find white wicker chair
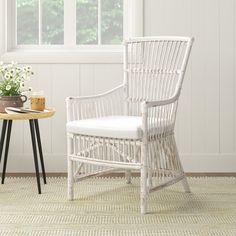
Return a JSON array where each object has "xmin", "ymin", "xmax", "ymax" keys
[{"xmin": 66, "ymin": 36, "xmax": 193, "ymax": 214}]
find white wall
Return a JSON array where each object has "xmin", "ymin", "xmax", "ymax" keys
[
  {"xmin": 1, "ymin": 64, "xmax": 123, "ymax": 172},
  {"xmin": 145, "ymin": 0, "xmax": 236, "ymax": 172},
  {"xmin": 1, "ymin": 0, "xmax": 236, "ymax": 172}
]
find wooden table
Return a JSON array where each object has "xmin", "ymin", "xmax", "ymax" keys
[{"xmin": 0, "ymin": 108, "xmax": 55, "ymax": 194}]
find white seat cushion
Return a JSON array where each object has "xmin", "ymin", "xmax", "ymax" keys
[{"xmin": 67, "ymin": 116, "xmax": 173, "ymax": 140}]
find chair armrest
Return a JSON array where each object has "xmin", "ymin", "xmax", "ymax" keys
[
  {"xmin": 66, "ymin": 84, "xmax": 124, "ymax": 102},
  {"xmin": 143, "ymin": 89, "xmax": 181, "ymax": 108},
  {"xmin": 66, "ymin": 84, "xmax": 125, "ymax": 121},
  {"xmin": 141, "ymin": 89, "xmax": 181, "ymax": 138}
]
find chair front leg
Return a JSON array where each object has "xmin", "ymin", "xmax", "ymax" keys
[
  {"xmin": 67, "ymin": 134, "xmax": 74, "ymax": 200},
  {"xmin": 147, "ymin": 168, "xmax": 153, "ymax": 189},
  {"xmin": 141, "ymin": 103, "xmax": 148, "ymax": 214},
  {"xmin": 181, "ymin": 176, "xmax": 191, "ymax": 193},
  {"xmin": 172, "ymin": 136, "xmax": 191, "ymax": 193},
  {"xmin": 140, "ymin": 142, "xmax": 148, "ymax": 214},
  {"xmin": 125, "ymin": 170, "xmax": 131, "ymax": 184}
]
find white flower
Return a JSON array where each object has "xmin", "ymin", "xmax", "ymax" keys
[
  {"xmin": 10, "ymin": 69, "xmax": 15, "ymax": 74},
  {"xmin": 0, "ymin": 62, "xmax": 34, "ymax": 96},
  {"xmin": 6, "ymin": 85, "xmax": 11, "ymax": 91},
  {"xmin": 16, "ymin": 67, "xmax": 22, "ymax": 72},
  {"xmin": 4, "ymin": 72, "xmax": 11, "ymax": 80}
]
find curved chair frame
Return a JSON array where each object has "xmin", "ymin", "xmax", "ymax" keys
[{"xmin": 66, "ymin": 36, "xmax": 194, "ymax": 214}]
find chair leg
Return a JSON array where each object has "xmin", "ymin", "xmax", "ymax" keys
[
  {"xmin": 140, "ymin": 143, "xmax": 148, "ymax": 214},
  {"xmin": 68, "ymin": 158, "xmax": 74, "ymax": 200},
  {"xmin": 181, "ymin": 175, "xmax": 191, "ymax": 193},
  {"xmin": 147, "ymin": 168, "xmax": 152, "ymax": 189},
  {"xmin": 125, "ymin": 170, "xmax": 131, "ymax": 184},
  {"xmin": 140, "ymin": 165, "xmax": 147, "ymax": 214},
  {"xmin": 173, "ymin": 137, "xmax": 191, "ymax": 193},
  {"xmin": 67, "ymin": 135, "xmax": 74, "ymax": 200}
]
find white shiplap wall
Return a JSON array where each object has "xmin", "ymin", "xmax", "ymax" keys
[
  {"xmin": 1, "ymin": 0, "xmax": 236, "ymax": 172},
  {"xmin": 145, "ymin": 0, "xmax": 236, "ymax": 172},
  {"xmin": 2, "ymin": 64, "xmax": 123, "ymax": 172}
]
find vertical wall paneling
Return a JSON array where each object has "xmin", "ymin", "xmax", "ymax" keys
[
  {"xmin": 190, "ymin": 0, "xmax": 207, "ymax": 153},
  {"xmin": 93, "ymin": 64, "xmax": 123, "ymax": 94},
  {"xmin": 204, "ymin": 0, "xmax": 220, "ymax": 153},
  {"xmin": 79, "ymin": 64, "xmax": 95, "ymax": 96},
  {"xmin": 144, "ymin": 0, "xmax": 190, "ymax": 35},
  {"xmin": 51, "ymin": 64, "xmax": 79, "ymax": 156},
  {"xmin": 219, "ymin": 0, "xmax": 235, "ymax": 154}
]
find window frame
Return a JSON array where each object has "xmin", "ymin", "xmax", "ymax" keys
[{"xmin": 0, "ymin": 0, "xmax": 143, "ymax": 63}]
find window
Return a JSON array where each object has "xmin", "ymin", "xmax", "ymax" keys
[
  {"xmin": 1, "ymin": 0, "xmax": 143, "ymax": 63},
  {"xmin": 16, "ymin": 0, "xmax": 123, "ymax": 46},
  {"xmin": 76, "ymin": 0, "xmax": 123, "ymax": 45},
  {"xmin": 17, "ymin": 0, "xmax": 64, "ymax": 45}
]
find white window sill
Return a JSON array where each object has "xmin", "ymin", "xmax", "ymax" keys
[{"xmin": 0, "ymin": 47, "xmax": 123, "ymax": 64}]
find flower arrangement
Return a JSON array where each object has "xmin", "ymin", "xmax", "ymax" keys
[{"xmin": 0, "ymin": 61, "xmax": 33, "ymax": 96}]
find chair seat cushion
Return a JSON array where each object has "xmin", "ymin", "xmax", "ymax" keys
[{"xmin": 67, "ymin": 116, "xmax": 172, "ymax": 140}]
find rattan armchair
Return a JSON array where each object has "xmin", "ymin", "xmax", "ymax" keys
[{"xmin": 66, "ymin": 36, "xmax": 193, "ymax": 214}]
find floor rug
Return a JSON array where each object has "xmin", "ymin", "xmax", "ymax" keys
[{"xmin": 0, "ymin": 177, "xmax": 236, "ymax": 235}]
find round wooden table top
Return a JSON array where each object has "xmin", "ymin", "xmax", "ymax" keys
[{"xmin": 0, "ymin": 108, "xmax": 56, "ymax": 120}]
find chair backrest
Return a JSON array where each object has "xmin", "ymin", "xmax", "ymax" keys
[{"xmin": 124, "ymin": 36, "xmax": 193, "ymax": 116}]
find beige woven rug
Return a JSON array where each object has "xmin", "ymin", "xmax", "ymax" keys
[{"xmin": 0, "ymin": 177, "xmax": 236, "ymax": 236}]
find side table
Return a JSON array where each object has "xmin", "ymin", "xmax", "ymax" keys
[{"xmin": 0, "ymin": 108, "xmax": 55, "ymax": 194}]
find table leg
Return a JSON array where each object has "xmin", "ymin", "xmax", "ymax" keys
[
  {"xmin": 0, "ymin": 120, "xmax": 8, "ymax": 164},
  {"xmin": 1, "ymin": 120, "xmax": 12, "ymax": 184},
  {"xmin": 29, "ymin": 119, "xmax": 41, "ymax": 194},
  {"xmin": 34, "ymin": 119, "xmax": 46, "ymax": 184}
]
